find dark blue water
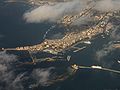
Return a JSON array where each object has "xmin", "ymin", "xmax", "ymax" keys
[
  {"xmin": 0, "ymin": 2, "xmax": 51, "ymax": 48},
  {"xmin": 0, "ymin": 2, "xmax": 120, "ymax": 90}
]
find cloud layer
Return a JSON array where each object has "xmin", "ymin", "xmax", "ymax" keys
[
  {"xmin": 31, "ymin": 67, "xmax": 55, "ymax": 87},
  {"xmin": 23, "ymin": 0, "xmax": 86, "ymax": 23},
  {"xmin": 94, "ymin": 0, "xmax": 120, "ymax": 12},
  {"xmin": 0, "ymin": 51, "xmax": 24, "ymax": 90},
  {"xmin": 95, "ymin": 42, "xmax": 115, "ymax": 61},
  {"xmin": 0, "ymin": 51, "xmax": 56, "ymax": 89},
  {"xmin": 23, "ymin": 0, "xmax": 120, "ymax": 23}
]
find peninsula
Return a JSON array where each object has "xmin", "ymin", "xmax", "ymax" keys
[{"xmin": 2, "ymin": 12, "xmax": 113, "ymax": 54}]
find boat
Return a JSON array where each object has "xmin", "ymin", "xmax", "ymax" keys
[
  {"xmin": 118, "ymin": 60, "xmax": 120, "ymax": 63},
  {"xmin": 91, "ymin": 66, "xmax": 102, "ymax": 69},
  {"xmin": 67, "ymin": 56, "xmax": 71, "ymax": 61},
  {"xmin": 83, "ymin": 41, "xmax": 91, "ymax": 44}
]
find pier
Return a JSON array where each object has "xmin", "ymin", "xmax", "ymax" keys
[{"xmin": 71, "ymin": 64, "xmax": 120, "ymax": 74}]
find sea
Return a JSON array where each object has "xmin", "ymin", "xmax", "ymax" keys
[{"xmin": 0, "ymin": 1, "xmax": 120, "ymax": 90}]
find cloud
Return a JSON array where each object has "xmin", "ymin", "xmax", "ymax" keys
[
  {"xmin": 23, "ymin": 0, "xmax": 120, "ymax": 24},
  {"xmin": 72, "ymin": 15, "xmax": 91, "ymax": 26},
  {"xmin": 94, "ymin": 0, "xmax": 120, "ymax": 12},
  {"xmin": 110, "ymin": 26, "xmax": 120, "ymax": 40},
  {"xmin": 0, "ymin": 51, "xmax": 24, "ymax": 90},
  {"xmin": 10, "ymin": 73, "xmax": 26, "ymax": 90},
  {"xmin": 95, "ymin": 42, "xmax": 116, "ymax": 61},
  {"xmin": 94, "ymin": 41, "xmax": 120, "ymax": 68},
  {"xmin": 23, "ymin": 0, "xmax": 86, "ymax": 23},
  {"xmin": 0, "ymin": 51, "xmax": 67, "ymax": 89},
  {"xmin": 0, "ymin": 51, "xmax": 17, "ymax": 61},
  {"xmin": 31, "ymin": 67, "xmax": 55, "ymax": 87}
]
